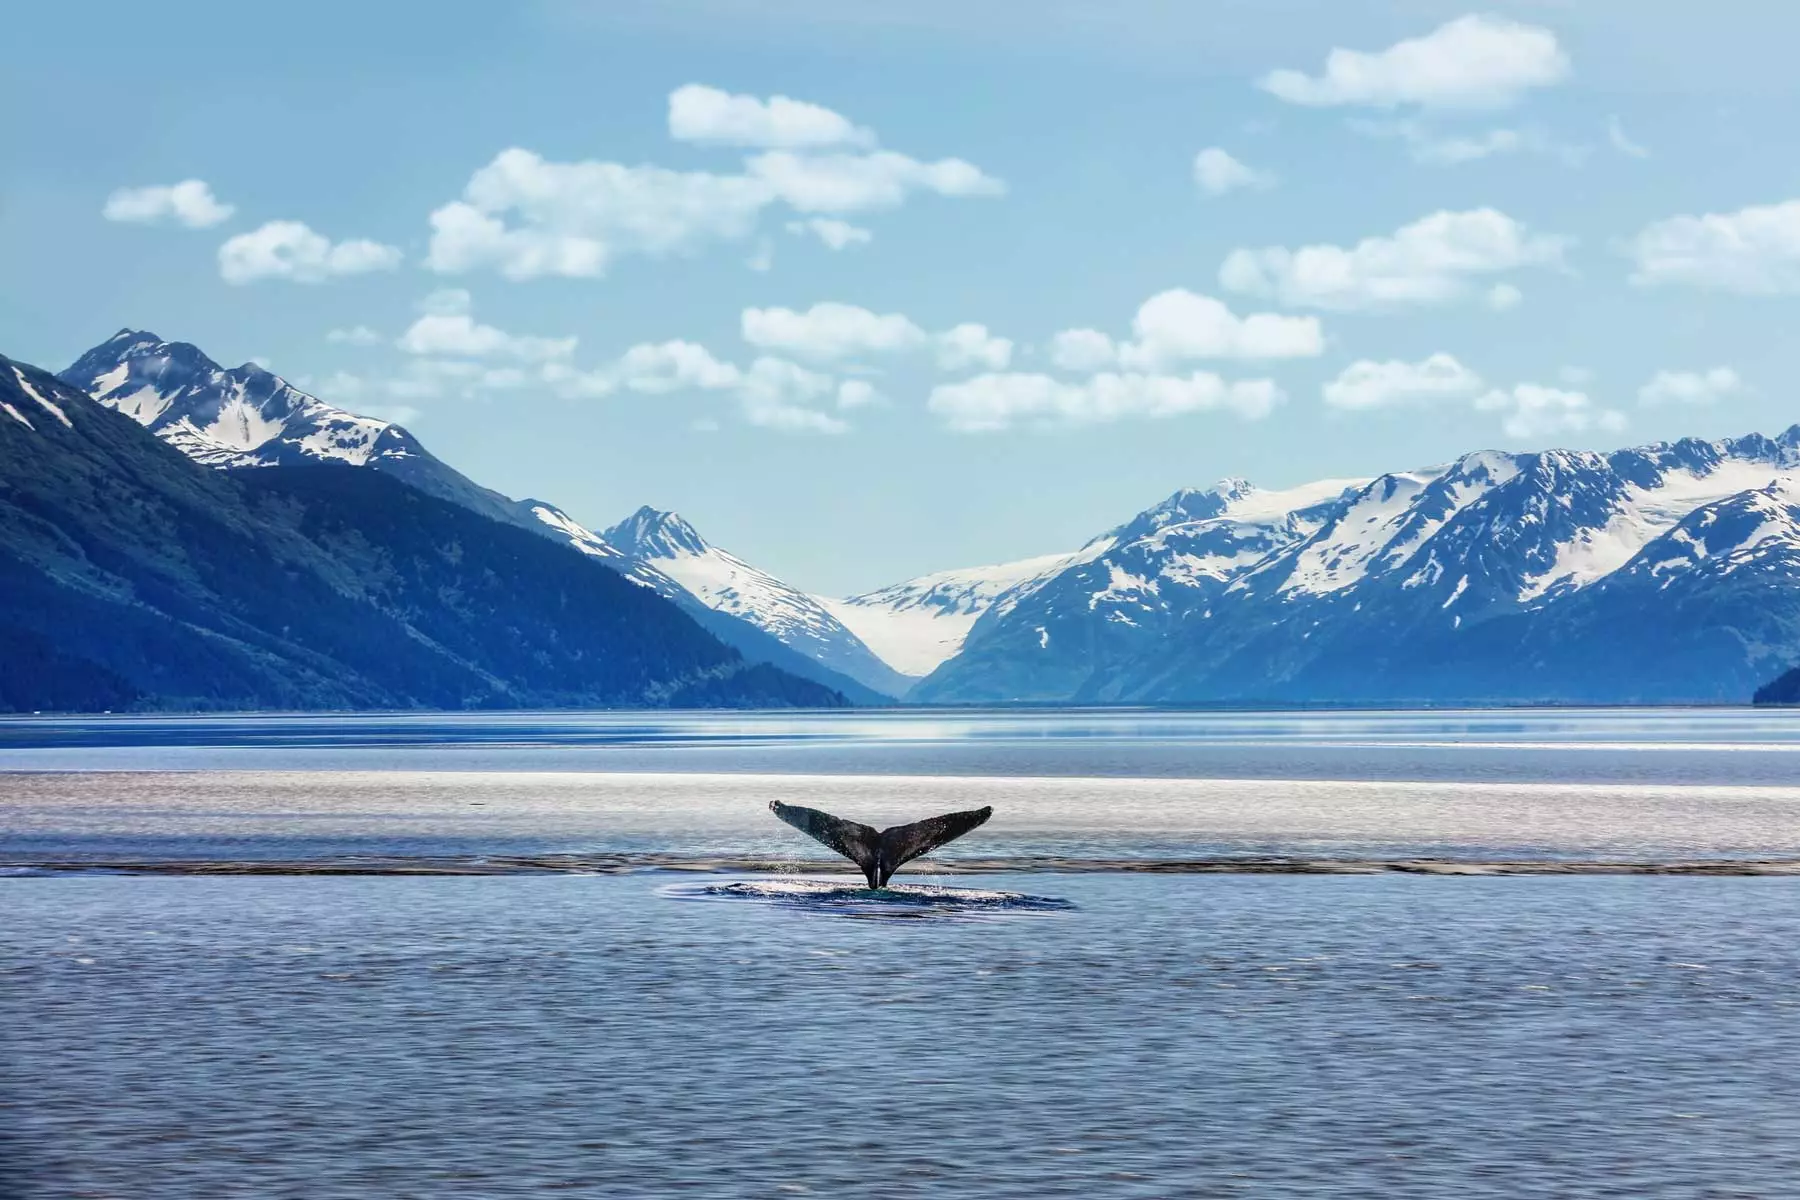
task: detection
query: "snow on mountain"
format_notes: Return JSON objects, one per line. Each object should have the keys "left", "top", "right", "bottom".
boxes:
{"left": 602, "top": 506, "right": 913, "bottom": 698}
{"left": 917, "top": 429, "right": 1800, "bottom": 704}
{"left": 56, "top": 330, "right": 893, "bottom": 705}
{"left": 69, "top": 330, "right": 404, "bottom": 468}
{"left": 820, "top": 552, "right": 1080, "bottom": 678}
{"left": 61, "top": 329, "right": 524, "bottom": 526}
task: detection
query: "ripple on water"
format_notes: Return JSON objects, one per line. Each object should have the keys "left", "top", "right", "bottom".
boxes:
{"left": 660, "top": 876, "right": 1077, "bottom": 920}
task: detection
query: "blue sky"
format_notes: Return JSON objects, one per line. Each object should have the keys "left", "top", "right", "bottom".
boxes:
{"left": 7, "top": 0, "right": 1800, "bottom": 594}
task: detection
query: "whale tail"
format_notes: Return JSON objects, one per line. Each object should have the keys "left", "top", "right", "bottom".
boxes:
{"left": 769, "top": 801, "right": 994, "bottom": 889}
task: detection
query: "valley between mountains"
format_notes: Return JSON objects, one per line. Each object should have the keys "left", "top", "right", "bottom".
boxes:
{"left": 8, "top": 327, "right": 1800, "bottom": 710}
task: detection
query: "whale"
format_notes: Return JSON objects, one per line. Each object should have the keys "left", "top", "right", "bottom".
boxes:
{"left": 769, "top": 800, "right": 994, "bottom": 889}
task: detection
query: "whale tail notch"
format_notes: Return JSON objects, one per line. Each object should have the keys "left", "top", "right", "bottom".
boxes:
{"left": 769, "top": 801, "right": 994, "bottom": 889}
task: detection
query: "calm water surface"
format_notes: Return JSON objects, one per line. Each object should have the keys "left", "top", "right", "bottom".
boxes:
{"left": 6, "top": 710, "right": 1800, "bottom": 1196}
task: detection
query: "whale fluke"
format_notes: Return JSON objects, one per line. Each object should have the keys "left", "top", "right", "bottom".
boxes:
{"left": 769, "top": 801, "right": 994, "bottom": 889}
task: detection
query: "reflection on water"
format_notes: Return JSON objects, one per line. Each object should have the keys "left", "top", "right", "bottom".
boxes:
{"left": 11, "top": 770, "right": 1800, "bottom": 868}
{"left": 6, "top": 707, "right": 1800, "bottom": 784}
{"left": 662, "top": 878, "right": 1078, "bottom": 920}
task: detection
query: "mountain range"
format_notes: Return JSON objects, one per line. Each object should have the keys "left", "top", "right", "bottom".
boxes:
{"left": 12, "top": 327, "right": 1800, "bottom": 708}
{"left": 1, "top": 351, "right": 844, "bottom": 712}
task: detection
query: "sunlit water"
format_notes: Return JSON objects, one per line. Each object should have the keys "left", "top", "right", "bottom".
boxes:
{"left": 7, "top": 710, "right": 1800, "bottom": 1196}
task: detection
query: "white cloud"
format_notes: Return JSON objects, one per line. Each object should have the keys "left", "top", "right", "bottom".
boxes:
{"left": 1049, "top": 328, "right": 1120, "bottom": 372}
{"left": 736, "top": 356, "right": 848, "bottom": 433}
{"left": 425, "top": 150, "right": 768, "bottom": 279}
{"left": 1124, "top": 289, "right": 1324, "bottom": 364}
{"left": 1350, "top": 120, "right": 1585, "bottom": 167}
{"left": 1193, "top": 148, "right": 1274, "bottom": 196}
{"left": 936, "top": 323, "right": 1013, "bottom": 371}
{"left": 1259, "top": 15, "right": 1570, "bottom": 111}
{"left": 1638, "top": 367, "right": 1744, "bottom": 407}
{"left": 1628, "top": 200, "right": 1800, "bottom": 293}
{"left": 746, "top": 238, "right": 775, "bottom": 272}
{"left": 615, "top": 340, "right": 743, "bottom": 393}
{"left": 218, "top": 220, "right": 402, "bottom": 284}
{"left": 837, "top": 379, "right": 881, "bottom": 409}
{"left": 427, "top": 126, "right": 1000, "bottom": 279}
{"left": 1607, "top": 116, "right": 1650, "bottom": 159}
{"left": 1476, "top": 384, "right": 1627, "bottom": 440}
{"left": 326, "top": 325, "right": 382, "bottom": 346}
{"left": 1219, "top": 208, "right": 1568, "bottom": 311}
{"left": 1051, "top": 290, "right": 1323, "bottom": 373}
{"left": 746, "top": 150, "right": 1003, "bottom": 213}
{"left": 786, "top": 217, "right": 873, "bottom": 249}
{"left": 1487, "top": 283, "right": 1523, "bottom": 311}
{"left": 398, "top": 314, "right": 576, "bottom": 362}
{"left": 741, "top": 302, "right": 927, "bottom": 361}
{"left": 584, "top": 340, "right": 849, "bottom": 433}
{"left": 668, "top": 83, "right": 875, "bottom": 150}
{"left": 1323, "top": 354, "right": 1484, "bottom": 411}
{"left": 928, "top": 371, "right": 1284, "bottom": 433}
{"left": 103, "top": 180, "right": 235, "bottom": 228}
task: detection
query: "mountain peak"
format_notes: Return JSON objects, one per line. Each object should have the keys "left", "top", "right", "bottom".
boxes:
{"left": 603, "top": 505, "right": 710, "bottom": 558}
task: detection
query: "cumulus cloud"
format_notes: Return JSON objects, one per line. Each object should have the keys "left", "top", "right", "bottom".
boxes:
{"left": 1638, "top": 367, "right": 1744, "bottom": 407}
{"left": 745, "top": 150, "right": 1002, "bottom": 212}
{"left": 1476, "top": 384, "right": 1627, "bottom": 441}
{"left": 613, "top": 340, "right": 743, "bottom": 393}
{"left": 786, "top": 217, "right": 873, "bottom": 249}
{"left": 734, "top": 356, "right": 848, "bottom": 433}
{"left": 741, "top": 302, "right": 927, "bottom": 361}
{"left": 1322, "top": 354, "right": 1483, "bottom": 411}
{"left": 929, "top": 371, "right": 1284, "bottom": 433}
{"left": 425, "top": 151, "right": 768, "bottom": 280}
{"left": 668, "top": 83, "right": 874, "bottom": 149}
{"left": 936, "top": 323, "right": 1014, "bottom": 371}
{"left": 1193, "top": 148, "right": 1274, "bottom": 196}
{"left": 1048, "top": 328, "right": 1120, "bottom": 372}
{"left": 1259, "top": 15, "right": 1570, "bottom": 111}
{"left": 103, "top": 180, "right": 235, "bottom": 228}
{"left": 1628, "top": 200, "right": 1800, "bottom": 293}
{"left": 738, "top": 302, "right": 1009, "bottom": 369}
{"left": 396, "top": 294, "right": 577, "bottom": 362}
{"left": 1219, "top": 208, "right": 1568, "bottom": 311}
{"left": 1048, "top": 290, "right": 1324, "bottom": 373}
{"left": 219, "top": 220, "right": 402, "bottom": 284}
{"left": 426, "top": 86, "right": 1001, "bottom": 280}
{"left": 326, "top": 325, "right": 382, "bottom": 346}
{"left": 553, "top": 339, "right": 849, "bottom": 432}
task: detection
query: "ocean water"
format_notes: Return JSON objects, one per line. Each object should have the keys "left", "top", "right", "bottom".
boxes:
{"left": 6, "top": 709, "right": 1800, "bottom": 1197}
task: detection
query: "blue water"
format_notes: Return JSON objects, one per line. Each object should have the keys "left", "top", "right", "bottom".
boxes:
{"left": 7, "top": 709, "right": 1800, "bottom": 1196}
{"left": 8, "top": 873, "right": 1800, "bottom": 1198}
{"left": 6, "top": 706, "right": 1800, "bottom": 784}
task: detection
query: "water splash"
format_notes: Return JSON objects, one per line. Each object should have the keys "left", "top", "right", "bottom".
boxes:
{"left": 660, "top": 877, "right": 1076, "bottom": 921}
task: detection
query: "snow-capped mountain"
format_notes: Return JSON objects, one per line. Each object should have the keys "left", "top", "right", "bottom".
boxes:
{"left": 820, "top": 552, "right": 1089, "bottom": 678}
{"left": 602, "top": 507, "right": 913, "bottom": 698}
{"left": 57, "top": 331, "right": 889, "bottom": 705}
{"left": 62, "top": 330, "right": 527, "bottom": 527}
{"left": 0, "top": 350, "right": 848, "bottom": 713}
{"left": 915, "top": 429, "right": 1800, "bottom": 704}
